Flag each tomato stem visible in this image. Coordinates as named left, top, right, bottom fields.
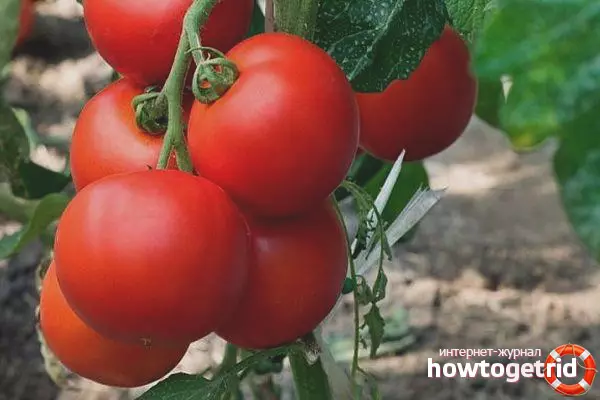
left=332, top=199, right=362, bottom=396
left=155, top=31, right=193, bottom=171
left=274, top=0, right=320, bottom=40
left=154, top=0, right=225, bottom=171
left=184, top=0, right=239, bottom=104
left=289, top=333, right=333, bottom=400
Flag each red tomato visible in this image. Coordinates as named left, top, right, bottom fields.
left=217, top=201, right=348, bottom=349
left=40, top=262, right=188, bottom=388
left=187, top=33, right=359, bottom=218
left=70, top=79, right=193, bottom=191
left=16, top=0, right=34, bottom=47
left=54, top=170, right=249, bottom=345
left=83, top=0, right=254, bottom=86
left=357, top=26, right=477, bottom=162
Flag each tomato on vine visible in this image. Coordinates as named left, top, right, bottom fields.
left=54, top=170, right=249, bottom=345
left=356, top=26, right=477, bottom=162
left=187, top=33, right=359, bottom=218
left=217, top=201, right=348, bottom=349
left=83, top=0, right=254, bottom=86
left=70, top=79, right=195, bottom=191
left=40, top=262, right=188, bottom=388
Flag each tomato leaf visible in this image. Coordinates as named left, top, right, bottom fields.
left=314, top=0, right=449, bottom=92
left=372, top=267, right=388, bottom=303
left=474, top=0, right=600, bottom=150
left=554, top=108, right=600, bottom=262
left=445, top=0, right=497, bottom=42
left=13, top=161, right=71, bottom=200
left=362, top=304, right=385, bottom=358
left=0, top=193, right=69, bottom=260
left=139, top=346, right=298, bottom=400
left=246, top=0, right=265, bottom=37
left=0, top=102, right=30, bottom=192
left=0, top=102, right=69, bottom=199
left=0, top=0, right=20, bottom=70
left=137, top=373, right=218, bottom=400
left=474, top=77, right=504, bottom=129
left=364, top=158, right=429, bottom=227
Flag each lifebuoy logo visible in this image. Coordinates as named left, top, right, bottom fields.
left=545, top=344, right=596, bottom=396
left=431, top=344, right=597, bottom=397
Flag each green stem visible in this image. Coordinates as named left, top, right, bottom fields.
left=155, top=0, right=221, bottom=171
left=184, top=0, right=221, bottom=66
left=0, top=183, right=36, bottom=223
left=289, top=333, right=333, bottom=400
left=332, top=199, right=362, bottom=397
left=227, top=345, right=299, bottom=377
left=274, top=0, right=320, bottom=40
left=156, top=33, right=193, bottom=171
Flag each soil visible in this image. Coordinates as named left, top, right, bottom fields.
left=2, top=1, right=599, bottom=399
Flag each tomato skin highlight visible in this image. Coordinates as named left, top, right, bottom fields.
left=40, top=262, right=188, bottom=388
left=70, top=79, right=185, bottom=191
left=216, top=201, right=348, bottom=349
left=16, top=0, right=34, bottom=47
left=54, top=170, right=249, bottom=345
left=357, top=26, right=477, bottom=162
left=83, top=0, right=254, bottom=86
left=187, top=33, right=360, bottom=218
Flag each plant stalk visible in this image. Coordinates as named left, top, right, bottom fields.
left=289, top=333, right=333, bottom=400
left=273, top=0, right=320, bottom=40
left=155, top=0, right=222, bottom=171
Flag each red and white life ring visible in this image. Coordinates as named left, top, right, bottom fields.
left=545, top=344, right=596, bottom=396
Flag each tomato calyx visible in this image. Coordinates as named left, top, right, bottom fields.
left=190, top=46, right=239, bottom=104
left=131, top=87, right=169, bottom=135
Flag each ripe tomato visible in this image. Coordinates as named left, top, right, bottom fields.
left=83, top=0, right=254, bottom=86
left=187, top=33, right=359, bottom=218
left=16, top=0, right=34, bottom=47
left=54, top=170, right=249, bottom=345
left=356, top=26, right=477, bottom=162
left=70, top=79, right=193, bottom=191
left=216, top=201, right=348, bottom=349
left=40, top=262, right=188, bottom=387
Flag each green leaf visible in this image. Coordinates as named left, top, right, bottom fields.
left=0, top=0, right=20, bottom=69
left=372, top=268, right=388, bottom=303
left=445, top=0, right=496, bottom=42
left=475, top=77, right=504, bottom=128
left=474, top=0, right=600, bottom=149
left=554, top=107, right=600, bottom=261
left=355, top=276, right=374, bottom=306
left=314, top=0, right=449, bottom=92
left=362, top=305, right=385, bottom=358
left=0, top=193, right=69, bottom=260
left=137, top=373, right=219, bottom=400
left=0, top=102, right=30, bottom=191
left=247, top=0, right=265, bottom=37
left=0, top=103, right=69, bottom=199
left=13, top=161, right=71, bottom=200
left=364, top=159, right=429, bottom=225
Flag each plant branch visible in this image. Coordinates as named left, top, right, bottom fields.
left=332, top=199, right=361, bottom=396
left=155, top=0, right=222, bottom=171
left=265, top=0, right=275, bottom=33
left=289, top=333, right=333, bottom=400
left=273, top=0, right=320, bottom=40
left=0, top=183, right=36, bottom=223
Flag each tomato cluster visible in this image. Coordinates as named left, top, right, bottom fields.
left=40, top=3, right=355, bottom=388
left=38, top=0, right=476, bottom=385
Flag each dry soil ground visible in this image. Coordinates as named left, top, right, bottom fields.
left=2, top=1, right=599, bottom=399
